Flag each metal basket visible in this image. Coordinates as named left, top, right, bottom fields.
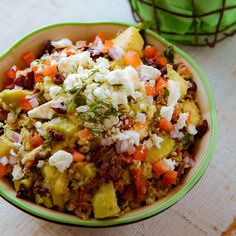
left=129, top=0, right=236, bottom=47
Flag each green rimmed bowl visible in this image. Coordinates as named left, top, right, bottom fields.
left=0, top=22, right=217, bottom=227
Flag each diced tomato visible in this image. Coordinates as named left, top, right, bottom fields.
left=125, top=50, right=142, bottom=68
left=132, top=168, right=146, bottom=201
left=155, top=77, right=168, bottom=95
left=31, top=66, right=38, bottom=72
left=29, top=134, right=44, bottom=148
left=43, top=65, right=57, bottom=76
left=78, top=129, right=93, bottom=140
left=72, top=150, right=85, bottom=162
left=155, top=56, right=167, bottom=66
left=132, top=145, right=148, bottom=161
left=0, top=164, right=10, bottom=179
left=23, top=52, right=36, bottom=67
left=143, top=45, right=158, bottom=58
left=159, top=119, right=174, bottom=133
left=5, top=66, right=19, bottom=80
left=19, top=97, right=33, bottom=111
left=153, top=160, right=169, bottom=176
left=34, top=72, right=43, bottom=83
left=163, top=170, right=178, bottom=185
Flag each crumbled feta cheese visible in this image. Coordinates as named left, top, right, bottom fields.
left=28, top=101, right=55, bottom=119
left=37, top=160, right=45, bottom=168
left=170, top=125, right=185, bottom=140
left=135, top=112, right=146, bottom=123
left=112, top=91, right=128, bottom=109
left=63, top=74, right=83, bottom=91
left=35, top=121, right=42, bottom=129
left=49, top=85, right=62, bottom=100
left=51, top=38, right=72, bottom=49
left=104, top=115, right=119, bottom=130
left=76, top=105, right=90, bottom=113
left=160, top=106, right=174, bottom=121
left=187, top=124, right=198, bottom=135
left=0, top=122, right=3, bottom=128
left=48, top=150, right=73, bottom=173
left=163, top=158, right=176, bottom=171
left=12, top=165, right=24, bottom=180
left=113, top=130, right=140, bottom=146
left=139, top=65, right=161, bottom=81
left=176, top=112, right=189, bottom=129
left=168, top=80, right=181, bottom=107
left=0, top=156, right=8, bottom=166
left=95, top=57, right=110, bottom=73
left=50, top=60, right=57, bottom=66
left=151, top=134, right=164, bottom=149
left=143, top=139, right=153, bottom=149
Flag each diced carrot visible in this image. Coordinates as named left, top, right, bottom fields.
left=133, top=122, right=145, bottom=131
left=19, top=97, right=33, bottom=111
left=78, top=129, right=93, bottom=140
left=125, top=50, right=142, bottom=68
left=29, top=134, right=44, bottom=148
left=186, top=111, right=191, bottom=124
left=5, top=66, right=19, bottom=80
left=103, top=40, right=114, bottom=53
left=42, top=65, right=58, bottom=76
left=23, top=52, right=36, bottom=67
left=145, top=83, right=157, bottom=96
left=32, top=66, right=38, bottom=72
left=133, top=145, right=148, bottom=161
left=172, top=104, right=181, bottom=122
left=72, top=150, right=85, bottom=162
left=25, top=160, right=35, bottom=168
left=159, top=119, right=174, bottom=133
left=155, top=56, right=167, bottom=66
left=163, top=170, right=178, bottom=185
left=153, top=160, right=169, bottom=176
left=155, top=77, right=168, bottom=95
left=143, top=45, right=158, bottom=58
left=132, top=168, right=146, bottom=201
left=0, top=164, right=10, bottom=179
left=34, top=72, right=43, bottom=83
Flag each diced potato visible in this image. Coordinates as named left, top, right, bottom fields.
left=74, top=162, right=97, bottom=179
left=146, top=136, right=175, bottom=164
left=42, top=118, right=77, bottom=138
left=112, top=27, right=144, bottom=56
left=0, top=136, right=14, bottom=157
left=181, top=100, right=201, bottom=126
left=35, top=194, right=53, bottom=208
left=41, top=164, right=69, bottom=209
left=93, top=183, right=120, bottom=218
left=0, top=89, right=32, bottom=108
left=167, top=65, right=187, bottom=98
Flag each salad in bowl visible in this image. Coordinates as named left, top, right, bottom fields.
left=0, top=26, right=209, bottom=221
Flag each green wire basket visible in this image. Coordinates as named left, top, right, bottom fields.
left=129, top=0, right=236, bottom=46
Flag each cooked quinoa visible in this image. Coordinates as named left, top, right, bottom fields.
left=0, top=27, right=208, bottom=219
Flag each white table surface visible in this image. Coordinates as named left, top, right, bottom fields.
left=0, top=0, right=236, bottom=235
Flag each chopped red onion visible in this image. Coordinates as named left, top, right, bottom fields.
left=29, top=97, right=39, bottom=108
left=108, top=46, right=125, bottom=61
left=183, top=157, right=196, bottom=167
left=11, top=132, right=22, bottom=143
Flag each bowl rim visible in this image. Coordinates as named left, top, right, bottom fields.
left=0, top=21, right=218, bottom=227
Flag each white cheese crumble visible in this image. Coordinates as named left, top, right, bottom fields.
left=63, top=74, right=83, bottom=91
left=160, top=106, right=174, bottom=121
left=167, top=80, right=181, bottom=107
left=113, top=130, right=140, bottom=146
left=135, top=112, right=146, bottom=123
left=28, top=101, right=55, bottom=120
left=151, top=134, right=164, bottom=149
left=51, top=38, right=72, bottom=49
left=104, top=115, right=119, bottom=130
left=163, top=158, right=176, bottom=171
left=48, top=150, right=73, bottom=173
left=0, top=156, right=8, bottom=166
left=37, top=160, right=45, bottom=168
left=49, top=85, right=62, bottom=100
left=187, top=124, right=198, bottom=135
left=12, top=165, right=24, bottom=180
left=176, top=112, right=189, bottom=130
left=76, top=105, right=90, bottom=113
left=139, top=65, right=161, bottom=81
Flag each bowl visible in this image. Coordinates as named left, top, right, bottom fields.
left=0, top=22, right=217, bottom=227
